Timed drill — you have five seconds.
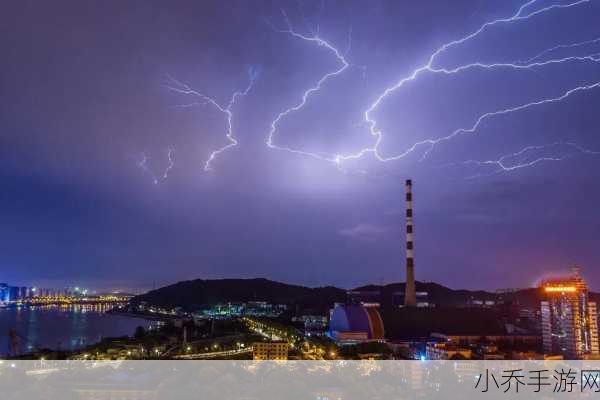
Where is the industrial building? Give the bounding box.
[328,303,385,344]
[327,180,415,344]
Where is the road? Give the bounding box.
[174,347,253,359]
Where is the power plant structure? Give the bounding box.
[328,179,419,343]
[404,179,417,307]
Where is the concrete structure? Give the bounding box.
[404,179,416,306]
[252,341,289,360]
[328,303,385,344]
[540,266,599,359]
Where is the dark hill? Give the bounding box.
[132,277,599,313]
[132,278,346,312]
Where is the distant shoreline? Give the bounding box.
[107,308,178,322]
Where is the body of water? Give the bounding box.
[0,304,154,356]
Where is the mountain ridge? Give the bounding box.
[132,277,592,312]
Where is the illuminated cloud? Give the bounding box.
[338,223,390,240]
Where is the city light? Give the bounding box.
[544,286,577,293]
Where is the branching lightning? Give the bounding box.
[163,147,175,179]
[137,148,175,185]
[343,0,599,165]
[265,0,600,177]
[456,142,600,178]
[266,10,352,164]
[522,36,600,64]
[150,1,599,180]
[165,70,256,171]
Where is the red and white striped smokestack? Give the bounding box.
[404,179,416,307]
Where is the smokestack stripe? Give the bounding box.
[404,179,416,306]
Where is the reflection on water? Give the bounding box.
[0,304,153,355]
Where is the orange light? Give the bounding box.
[544,286,576,293]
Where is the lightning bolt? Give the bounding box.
[137,152,157,185]
[522,36,600,64]
[341,0,598,165]
[264,0,600,178]
[165,70,256,171]
[163,147,175,179]
[137,148,175,185]
[420,81,600,159]
[265,10,352,164]
[456,141,600,178]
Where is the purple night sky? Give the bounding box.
[1,0,599,292]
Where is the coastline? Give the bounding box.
[0,306,155,359]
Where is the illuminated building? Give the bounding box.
[252,341,289,360]
[328,303,385,344]
[425,338,472,360]
[0,283,9,303]
[302,315,328,337]
[244,301,287,317]
[197,302,287,319]
[393,290,431,308]
[540,266,599,359]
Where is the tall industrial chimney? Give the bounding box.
[404,179,416,307]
